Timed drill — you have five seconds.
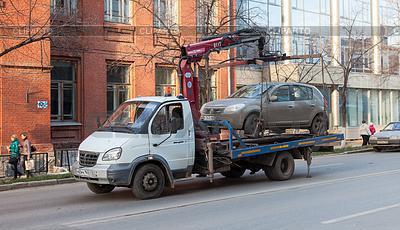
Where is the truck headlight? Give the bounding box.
[389,136,400,140]
[102,147,122,161]
[370,136,377,141]
[224,104,245,113]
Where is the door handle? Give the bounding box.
[288,105,294,109]
[310,104,316,108]
[173,141,184,144]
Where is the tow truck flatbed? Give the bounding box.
[232,134,344,159]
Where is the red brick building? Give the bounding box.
[0,0,235,151]
[0,0,52,152]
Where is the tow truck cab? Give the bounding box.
[72,96,196,194]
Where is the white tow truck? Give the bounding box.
[72,30,344,199]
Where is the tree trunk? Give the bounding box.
[341,71,350,128]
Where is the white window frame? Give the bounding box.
[107,64,131,115]
[155,66,178,96]
[153,0,179,29]
[51,0,77,15]
[197,0,219,34]
[104,0,131,24]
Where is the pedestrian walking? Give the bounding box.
[369,123,376,136]
[20,132,33,177]
[359,120,371,146]
[8,134,22,179]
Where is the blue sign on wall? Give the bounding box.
[37,101,48,109]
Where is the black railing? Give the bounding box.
[55,149,78,171]
[0,153,48,178]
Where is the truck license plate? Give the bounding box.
[377,141,388,144]
[76,169,97,178]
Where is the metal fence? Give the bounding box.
[55,149,78,171]
[0,153,48,178]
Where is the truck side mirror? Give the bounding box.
[270,95,278,102]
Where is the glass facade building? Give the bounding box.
[237,0,400,136]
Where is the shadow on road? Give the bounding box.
[71,168,328,203]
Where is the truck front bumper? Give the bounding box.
[72,162,132,186]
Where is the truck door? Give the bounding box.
[149,102,190,178]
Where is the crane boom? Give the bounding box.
[179,29,265,121]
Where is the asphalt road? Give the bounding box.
[1,151,400,230]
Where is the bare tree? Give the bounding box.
[323,15,385,127]
[0,0,79,60]
[128,0,260,104]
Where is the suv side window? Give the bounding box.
[271,85,290,102]
[293,85,313,101]
[151,103,184,135]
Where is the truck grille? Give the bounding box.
[203,107,225,115]
[79,151,100,167]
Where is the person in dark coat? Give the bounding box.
[8,134,22,179]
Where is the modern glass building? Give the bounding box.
[236,0,400,138]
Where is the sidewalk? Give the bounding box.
[0,173,77,192]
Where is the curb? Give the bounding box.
[340,148,374,155]
[0,177,77,192]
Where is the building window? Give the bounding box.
[153,0,178,29]
[197,0,218,34]
[199,68,217,100]
[107,64,131,115]
[51,0,77,15]
[104,0,131,24]
[155,66,177,96]
[51,60,77,121]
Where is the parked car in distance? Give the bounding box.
[200,82,329,135]
[370,122,400,151]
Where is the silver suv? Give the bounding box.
[200,82,328,135]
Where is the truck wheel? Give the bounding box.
[221,165,246,178]
[373,147,382,152]
[244,113,259,135]
[87,183,115,194]
[265,152,295,181]
[309,114,328,136]
[132,164,165,200]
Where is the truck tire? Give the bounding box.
[373,147,382,152]
[221,165,246,178]
[132,164,165,200]
[309,114,328,136]
[87,183,115,194]
[265,152,295,181]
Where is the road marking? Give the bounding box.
[321,203,400,224]
[312,163,344,169]
[64,168,400,228]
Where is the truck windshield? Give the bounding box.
[99,101,160,133]
[230,83,273,99]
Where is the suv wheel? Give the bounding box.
[243,113,260,135]
[309,114,328,136]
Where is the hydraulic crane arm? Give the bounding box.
[179,29,266,121]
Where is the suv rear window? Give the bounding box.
[293,85,313,101]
